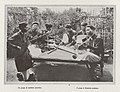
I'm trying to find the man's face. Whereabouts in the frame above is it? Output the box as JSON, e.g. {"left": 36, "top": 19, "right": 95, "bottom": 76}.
{"left": 22, "top": 25, "right": 29, "bottom": 33}
{"left": 86, "top": 27, "right": 93, "bottom": 36}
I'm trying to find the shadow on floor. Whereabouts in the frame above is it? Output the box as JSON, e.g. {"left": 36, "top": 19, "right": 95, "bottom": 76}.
{"left": 33, "top": 63, "right": 113, "bottom": 82}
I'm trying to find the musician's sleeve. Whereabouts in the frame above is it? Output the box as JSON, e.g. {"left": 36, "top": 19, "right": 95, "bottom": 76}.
{"left": 87, "top": 38, "right": 103, "bottom": 51}
{"left": 7, "top": 33, "right": 20, "bottom": 48}
{"left": 8, "top": 32, "right": 18, "bottom": 41}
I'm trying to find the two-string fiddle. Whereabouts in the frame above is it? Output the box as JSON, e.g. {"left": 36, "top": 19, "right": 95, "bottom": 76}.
{"left": 76, "top": 33, "right": 95, "bottom": 50}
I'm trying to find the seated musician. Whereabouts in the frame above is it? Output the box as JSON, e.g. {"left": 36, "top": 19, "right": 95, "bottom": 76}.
{"left": 85, "top": 25, "right": 104, "bottom": 60}
{"left": 7, "top": 23, "right": 36, "bottom": 81}
{"left": 28, "top": 22, "right": 43, "bottom": 48}
{"left": 83, "top": 25, "right": 104, "bottom": 80}
{"left": 28, "top": 22, "right": 42, "bottom": 40}
{"left": 61, "top": 24, "right": 76, "bottom": 46}
{"left": 32, "top": 23, "right": 53, "bottom": 52}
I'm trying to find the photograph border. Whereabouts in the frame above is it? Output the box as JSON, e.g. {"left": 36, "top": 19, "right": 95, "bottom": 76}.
{"left": 4, "top": 4, "right": 116, "bottom": 85}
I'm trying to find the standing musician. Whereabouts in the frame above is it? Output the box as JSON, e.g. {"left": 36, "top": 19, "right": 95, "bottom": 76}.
{"left": 7, "top": 23, "right": 36, "bottom": 81}
{"left": 62, "top": 24, "right": 76, "bottom": 46}
{"left": 77, "top": 22, "right": 88, "bottom": 36}
{"left": 28, "top": 22, "right": 43, "bottom": 48}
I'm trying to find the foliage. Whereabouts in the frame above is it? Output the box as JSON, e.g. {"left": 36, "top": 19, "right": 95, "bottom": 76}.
{"left": 7, "top": 7, "right": 114, "bottom": 50}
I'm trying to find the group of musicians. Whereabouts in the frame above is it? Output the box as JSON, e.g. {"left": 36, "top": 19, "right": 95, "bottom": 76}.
{"left": 7, "top": 21, "right": 104, "bottom": 81}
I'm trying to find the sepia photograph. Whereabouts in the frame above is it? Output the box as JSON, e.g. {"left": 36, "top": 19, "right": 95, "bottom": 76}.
{"left": 6, "top": 5, "right": 115, "bottom": 83}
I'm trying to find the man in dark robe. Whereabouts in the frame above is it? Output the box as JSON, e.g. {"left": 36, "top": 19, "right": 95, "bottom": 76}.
{"left": 7, "top": 23, "right": 36, "bottom": 81}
